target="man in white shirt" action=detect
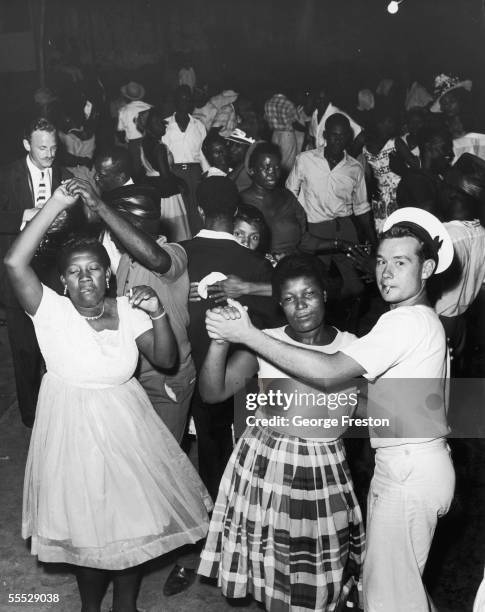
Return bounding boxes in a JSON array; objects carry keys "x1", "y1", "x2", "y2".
[
  {"x1": 309, "y1": 87, "x2": 362, "y2": 150},
  {"x1": 117, "y1": 81, "x2": 152, "y2": 180},
  {"x1": 287, "y1": 113, "x2": 376, "y2": 298},
  {"x1": 435, "y1": 154, "x2": 485, "y2": 371},
  {"x1": 205, "y1": 207, "x2": 456, "y2": 612},
  {"x1": 162, "y1": 85, "x2": 207, "y2": 234}
]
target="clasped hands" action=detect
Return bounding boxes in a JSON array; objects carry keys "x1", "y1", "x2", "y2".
[
  {"x1": 189, "y1": 275, "x2": 248, "y2": 303},
  {"x1": 205, "y1": 299, "x2": 253, "y2": 344},
  {"x1": 50, "y1": 178, "x2": 102, "y2": 212}
]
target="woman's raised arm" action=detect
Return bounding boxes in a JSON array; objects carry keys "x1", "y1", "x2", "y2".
[{"x1": 4, "y1": 185, "x2": 79, "y2": 315}]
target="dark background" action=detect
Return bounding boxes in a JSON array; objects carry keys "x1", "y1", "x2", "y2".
[{"x1": 1, "y1": 0, "x2": 485, "y2": 108}]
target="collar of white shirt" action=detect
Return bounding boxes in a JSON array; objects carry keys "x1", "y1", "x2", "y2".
[
  {"x1": 26, "y1": 155, "x2": 52, "y2": 183},
  {"x1": 206, "y1": 167, "x2": 228, "y2": 177},
  {"x1": 315, "y1": 147, "x2": 350, "y2": 169},
  {"x1": 166, "y1": 113, "x2": 197, "y2": 127},
  {"x1": 123, "y1": 178, "x2": 135, "y2": 186},
  {"x1": 195, "y1": 229, "x2": 239, "y2": 242}
]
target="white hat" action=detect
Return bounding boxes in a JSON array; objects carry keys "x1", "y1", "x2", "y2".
[
  {"x1": 224, "y1": 128, "x2": 255, "y2": 145},
  {"x1": 382, "y1": 207, "x2": 454, "y2": 274}
]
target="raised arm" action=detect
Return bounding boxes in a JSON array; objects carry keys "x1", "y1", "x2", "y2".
[
  {"x1": 199, "y1": 339, "x2": 259, "y2": 403},
  {"x1": 129, "y1": 285, "x2": 178, "y2": 369},
  {"x1": 66, "y1": 179, "x2": 172, "y2": 274},
  {"x1": 205, "y1": 301, "x2": 366, "y2": 387},
  {"x1": 3, "y1": 186, "x2": 79, "y2": 315}
]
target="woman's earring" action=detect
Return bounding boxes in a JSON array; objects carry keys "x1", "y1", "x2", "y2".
[
  {"x1": 106, "y1": 278, "x2": 110, "y2": 290},
  {"x1": 63, "y1": 285, "x2": 67, "y2": 296}
]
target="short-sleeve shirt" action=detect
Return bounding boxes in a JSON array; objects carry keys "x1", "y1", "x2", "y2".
[
  {"x1": 116, "y1": 241, "x2": 192, "y2": 367},
  {"x1": 341, "y1": 305, "x2": 450, "y2": 447},
  {"x1": 28, "y1": 284, "x2": 151, "y2": 388},
  {"x1": 434, "y1": 220, "x2": 485, "y2": 317},
  {"x1": 118, "y1": 101, "x2": 152, "y2": 141},
  {"x1": 256, "y1": 326, "x2": 359, "y2": 440},
  {"x1": 264, "y1": 94, "x2": 298, "y2": 131},
  {"x1": 162, "y1": 115, "x2": 207, "y2": 164}
]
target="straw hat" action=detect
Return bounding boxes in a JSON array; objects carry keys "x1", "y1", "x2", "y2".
[{"x1": 120, "y1": 81, "x2": 146, "y2": 101}]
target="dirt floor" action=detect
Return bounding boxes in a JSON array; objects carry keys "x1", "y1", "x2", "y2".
[{"x1": 1, "y1": 315, "x2": 485, "y2": 612}]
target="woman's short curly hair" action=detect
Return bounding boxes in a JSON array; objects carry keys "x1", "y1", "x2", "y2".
[
  {"x1": 57, "y1": 236, "x2": 111, "y2": 275},
  {"x1": 271, "y1": 253, "x2": 328, "y2": 301}
]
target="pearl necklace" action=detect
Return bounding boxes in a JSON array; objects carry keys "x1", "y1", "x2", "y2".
[{"x1": 81, "y1": 303, "x2": 105, "y2": 321}]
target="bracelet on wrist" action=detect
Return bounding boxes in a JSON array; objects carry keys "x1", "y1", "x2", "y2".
[{"x1": 150, "y1": 309, "x2": 166, "y2": 321}]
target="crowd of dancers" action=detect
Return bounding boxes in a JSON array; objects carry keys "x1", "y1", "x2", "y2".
[{"x1": 1, "y1": 65, "x2": 485, "y2": 611}]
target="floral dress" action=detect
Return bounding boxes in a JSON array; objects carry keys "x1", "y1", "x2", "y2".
[{"x1": 363, "y1": 138, "x2": 401, "y2": 233}]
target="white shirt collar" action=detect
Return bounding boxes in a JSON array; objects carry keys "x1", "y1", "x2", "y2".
[
  {"x1": 166, "y1": 113, "x2": 195, "y2": 124},
  {"x1": 195, "y1": 229, "x2": 239, "y2": 242},
  {"x1": 317, "y1": 148, "x2": 349, "y2": 168},
  {"x1": 26, "y1": 155, "x2": 52, "y2": 180},
  {"x1": 123, "y1": 178, "x2": 134, "y2": 186},
  {"x1": 206, "y1": 167, "x2": 228, "y2": 177}
]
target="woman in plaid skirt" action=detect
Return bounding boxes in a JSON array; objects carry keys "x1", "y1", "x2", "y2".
[{"x1": 198, "y1": 254, "x2": 364, "y2": 611}]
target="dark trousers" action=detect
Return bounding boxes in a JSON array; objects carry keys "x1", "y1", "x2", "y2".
[
  {"x1": 190, "y1": 387, "x2": 234, "y2": 501},
  {"x1": 127, "y1": 138, "x2": 143, "y2": 181},
  {"x1": 172, "y1": 164, "x2": 203, "y2": 236},
  {"x1": 5, "y1": 307, "x2": 42, "y2": 427},
  {"x1": 440, "y1": 313, "x2": 467, "y2": 375}
]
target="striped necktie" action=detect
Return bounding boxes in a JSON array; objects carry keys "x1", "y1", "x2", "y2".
[{"x1": 36, "y1": 171, "x2": 47, "y2": 208}]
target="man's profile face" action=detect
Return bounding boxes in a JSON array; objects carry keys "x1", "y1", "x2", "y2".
[
  {"x1": 429, "y1": 136, "x2": 454, "y2": 173},
  {"x1": 94, "y1": 158, "x2": 122, "y2": 193},
  {"x1": 23, "y1": 130, "x2": 57, "y2": 170}
]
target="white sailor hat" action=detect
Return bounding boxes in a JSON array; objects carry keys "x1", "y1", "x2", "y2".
[
  {"x1": 224, "y1": 128, "x2": 255, "y2": 145},
  {"x1": 382, "y1": 207, "x2": 454, "y2": 274}
]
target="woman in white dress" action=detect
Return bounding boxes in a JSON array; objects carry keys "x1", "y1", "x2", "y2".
[{"x1": 4, "y1": 183, "x2": 212, "y2": 612}]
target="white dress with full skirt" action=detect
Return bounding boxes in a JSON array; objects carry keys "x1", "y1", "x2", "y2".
[{"x1": 22, "y1": 285, "x2": 212, "y2": 569}]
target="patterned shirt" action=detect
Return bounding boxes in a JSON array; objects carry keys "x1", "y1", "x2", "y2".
[
  {"x1": 264, "y1": 94, "x2": 298, "y2": 132},
  {"x1": 212, "y1": 105, "x2": 238, "y2": 138}
]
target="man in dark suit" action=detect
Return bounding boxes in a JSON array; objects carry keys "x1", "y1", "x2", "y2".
[
  {"x1": 0, "y1": 117, "x2": 84, "y2": 426},
  {"x1": 180, "y1": 176, "x2": 277, "y2": 498},
  {"x1": 160, "y1": 176, "x2": 277, "y2": 596}
]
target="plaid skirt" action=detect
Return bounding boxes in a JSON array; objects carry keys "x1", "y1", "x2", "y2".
[{"x1": 198, "y1": 425, "x2": 365, "y2": 612}]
